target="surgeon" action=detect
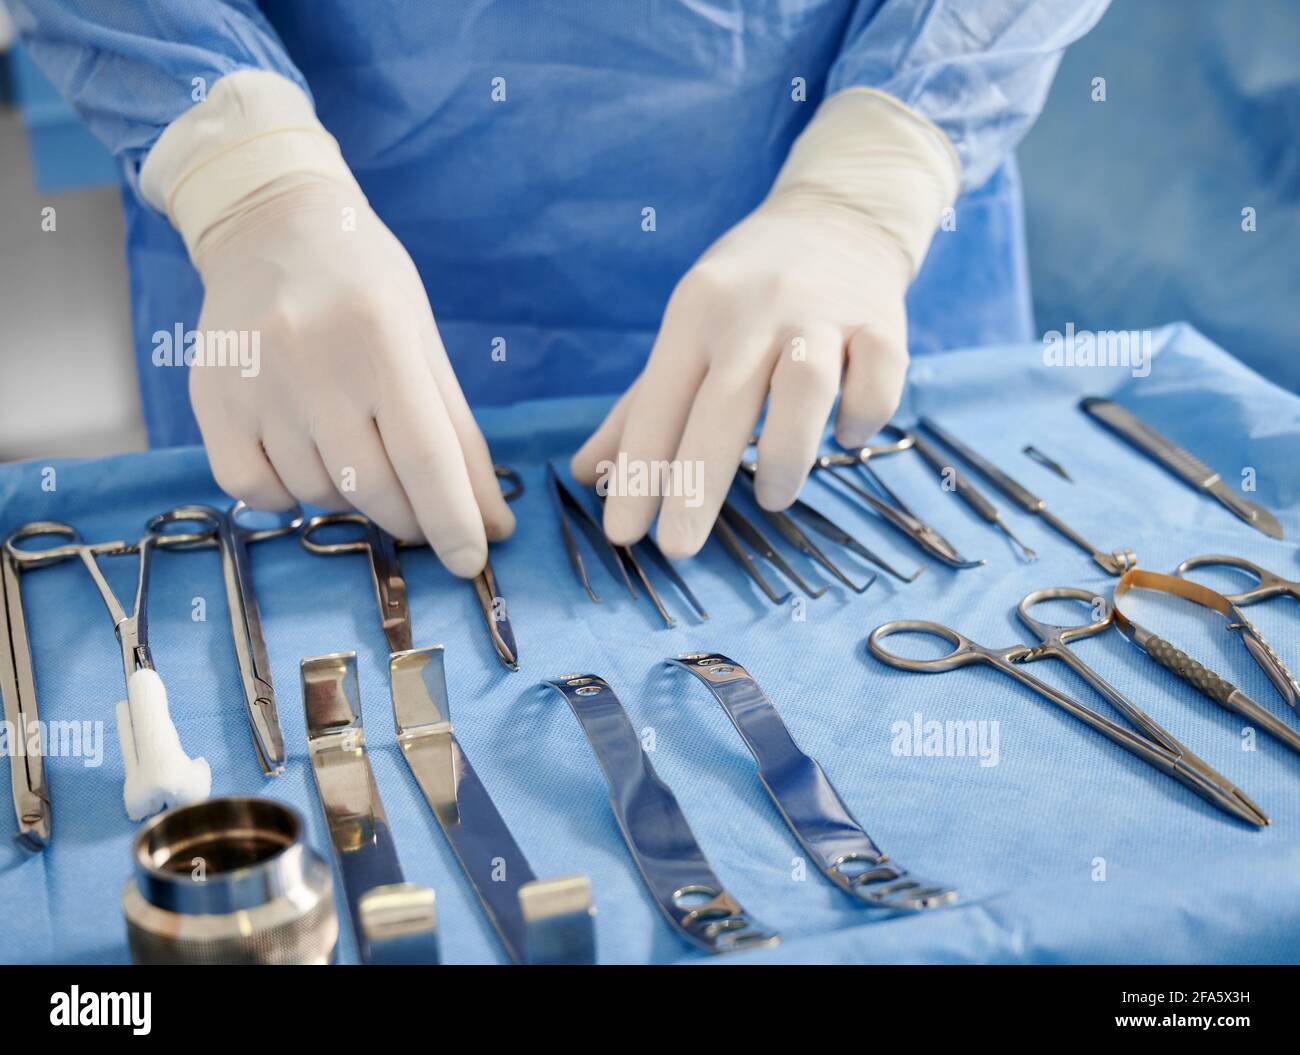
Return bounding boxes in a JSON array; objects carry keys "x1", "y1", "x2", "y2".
[{"x1": 11, "y1": 1, "x2": 1108, "y2": 577}]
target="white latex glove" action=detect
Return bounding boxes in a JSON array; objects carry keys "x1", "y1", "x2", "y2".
[
  {"x1": 572, "y1": 89, "x2": 959, "y2": 559},
  {"x1": 141, "y1": 71, "x2": 513, "y2": 577}
]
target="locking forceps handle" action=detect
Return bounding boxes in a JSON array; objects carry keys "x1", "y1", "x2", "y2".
[
  {"x1": 544, "y1": 673, "x2": 780, "y2": 954},
  {"x1": 1175, "y1": 554, "x2": 1299, "y2": 606}
]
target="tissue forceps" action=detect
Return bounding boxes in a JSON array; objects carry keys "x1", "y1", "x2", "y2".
[
  {"x1": 146, "y1": 502, "x2": 302, "y2": 775},
  {"x1": 815, "y1": 427, "x2": 984, "y2": 569},
  {"x1": 868, "y1": 588, "x2": 1269, "y2": 826}
]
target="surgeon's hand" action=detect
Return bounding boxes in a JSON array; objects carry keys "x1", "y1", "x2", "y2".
[
  {"x1": 140, "y1": 72, "x2": 510, "y2": 577},
  {"x1": 572, "y1": 89, "x2": 960, "y2": 559}
]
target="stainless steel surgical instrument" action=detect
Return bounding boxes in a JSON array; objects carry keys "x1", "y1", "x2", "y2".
[
  {"x1": 6, "y1": 520, "x2": 210, "y2": 819},
  {"x1": 544, "y1": 672, "x2": 781, "y2": 954},
  {"x1": 474, "y1": 466, "x2": 522, "y2": 670},
  {"x1": 302, "y1": 651, "x2": 439, "y2": 964},
  {"x1": 1112, "y1": 569, "x2": 1300, "y2": 753},
  {"x1": 908, "y1": 429, "x2": 1037, "y2": 561},
  {"x1": 1081, "y1": 397, "x2": 1284, "y2": 540},
  {"x1": 735, "y1": 464, "x2": 876, "y2": 593},
  {"x1": 123, "y1": 796, "x2": 339, "y2": 964},
  {"x1": 672, "y1": 652, "x2": 961, "y2": 905},
  {"x1": 548, "y1": 462, "x2": 708, "y2": 625},
  {"x1": 816, "y1": 426, "x2": 985, "y2": 569},
  {"x1": 301, "y1": 512, "x2": 596, "y2": 963},
  {"x1": 146, "y1": 501, "x2": 302, "y2": 775},
  {"x1": 0, "y1": 523, "x2": 74, "y2": 847},
  {"x1": 714, "y1": 498, "x2": 827, "y2": 603},
  {"x1": 869, "y1": 589, "x2": 1269, "y2": 826},
  {"x1": 918, "y1": 417, "x2": 1136, "y2": 576},
  {"x1": 1023, "y1": 444, "x2": 1073, "y2": 483},
  {"x1": 1176, "y1": 554, "x2": 1300, "y2": 610}
]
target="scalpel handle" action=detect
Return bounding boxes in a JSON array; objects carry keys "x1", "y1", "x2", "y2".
[{"x1": 1080, "y1": 398, "x2": 1216, "y2": 489}]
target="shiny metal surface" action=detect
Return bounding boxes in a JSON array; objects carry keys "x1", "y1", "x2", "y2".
[
  {"x1": 547, "y1": 461, "x2": 636, "y2": 603},
  {"x1": 909, "y1": 428, "x2": 1037, "y2": 561},
  {"x1": 301, "y1": 513, "x2": 412, "y2": 654},
  {"x1": 391, "y1": 646, "x2": 596, "y2": 963},
  {"x1": 918, "y1": 417, "x2": 1135, "y2": 575},
  {"x1": 302, "y1": 652, "x2": 439, "y2": 964},
  {"x1": 0, "y1": 523, "x2": 79, "y2": 848},
  {"x1": 717, "y1": 500, "x2": 827, "y2": 601},
  {"x1": 544, "y1": 673, "x2": 780, "y2": 954},
  {"x1": 123, "y1": 796, "x2": 339, "y2": 964},
  {"x1": 870, "y1": 588, "x2": 1269, "y2": 826},
  {"x1": 814, "y1": 425, "x2": 985, "y2": 570},
  {"x1": 1113, "y1": 569, "x2": 1300, "y2": 754},
  {"x1": 736, "y1": 464, "x2": 874, "y2": 593},
  {"x1": 1176, "y1": 554, "x2": 1300, "y2": 607},
  {"x1": 147, "y1": 501, "x2": 302, "y2": 775},
  {"x1": 6, "y1": 520, "x2": 179, "y2": 768},
  {"x1": 672, "y1": 652, "x2": 959, "y2": 908},
  {"x1": 472, "y1": 465, "x2": 522, "y2": 670},
  {"x1": 1081, "y1": 398, "x2": 1284, "y2": 540},
  {"x1": 302, "y1": 519, "x2": 592, "y2": 962},
  {"x1": 1022, "y1": 444, "x2": 1073, "y2": 483}
]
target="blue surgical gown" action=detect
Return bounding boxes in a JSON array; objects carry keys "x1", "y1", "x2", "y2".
[{"x1": 10, "y1": 1, "x2": 1109, "y2": 447}]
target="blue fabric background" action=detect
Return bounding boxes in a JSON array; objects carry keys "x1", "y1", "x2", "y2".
[{"x1": 2, "y1": 322, "x2": 1298, "y2": 964}]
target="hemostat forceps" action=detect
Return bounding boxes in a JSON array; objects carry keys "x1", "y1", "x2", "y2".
[
  {"x1": 868, "y1": 588, "x2": 1269, "y2": 826},
  {"x1": 1, "y1": 523, "x2": 81, "y2": 847},
  {"x1": 6, "y1": 521, "x2": 210, "y2": 820},
  {"x1": 815, "y1": 426, "x2": 984, "y2": 569},
  {"x1": 1112, "y1": 569, "x2": 1300, "y2": 753},
  {"x1": 147, "y1": 502, "x2": 302, "y2": 775},
  {"x1": 301, "y1": 512, "x2": 596, "y2": 964}
]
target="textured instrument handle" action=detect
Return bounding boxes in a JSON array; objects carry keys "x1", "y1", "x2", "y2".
[
  {"x1": 910, "y1": 432, "x2": 999, "y2": 522},
  {"x1": 1145, "y1": 634, "x2": 1238, "y2": 705},
  {"x1": 1080, "y1": 398, "x2": 1217, "y2": 488}
]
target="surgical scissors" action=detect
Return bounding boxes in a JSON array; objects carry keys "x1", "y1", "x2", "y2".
[
  {"x1": 868, "y1": 587, "x2": 1269, "y2": 826},
  {"x1": 1176, "y1": 554, "x2": 1300, "y2": 608},
  {"x1": 147, "y1": 502, "x2": 302, "y2": 775},
  {"x1": 815, "y1": 426, "x2": 984, "y2": 569}
]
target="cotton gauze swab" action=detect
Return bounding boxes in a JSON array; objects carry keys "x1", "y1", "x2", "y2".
[{"x1": 116, "y1": 669, "x2": 211, "y2": 821}]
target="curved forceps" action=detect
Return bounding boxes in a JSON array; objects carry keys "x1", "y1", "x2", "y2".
[
  {"x1": 868, "y1": 589, "x2": 1269, "y2": 826},
  {"x1": 1176, "y1": 554, "x2": 1300, "y2": 608},
  {"x1": 147, "y1": 501, "x2": 303, "y2": 774}
]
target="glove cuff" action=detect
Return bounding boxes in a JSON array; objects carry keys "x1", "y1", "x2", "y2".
[
  {"x1": 140, "y1": 69, "x2": 363, "y2": 256},
  {"x1": 769, "y1": 88, "x2": 961, "y2": 276}
]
